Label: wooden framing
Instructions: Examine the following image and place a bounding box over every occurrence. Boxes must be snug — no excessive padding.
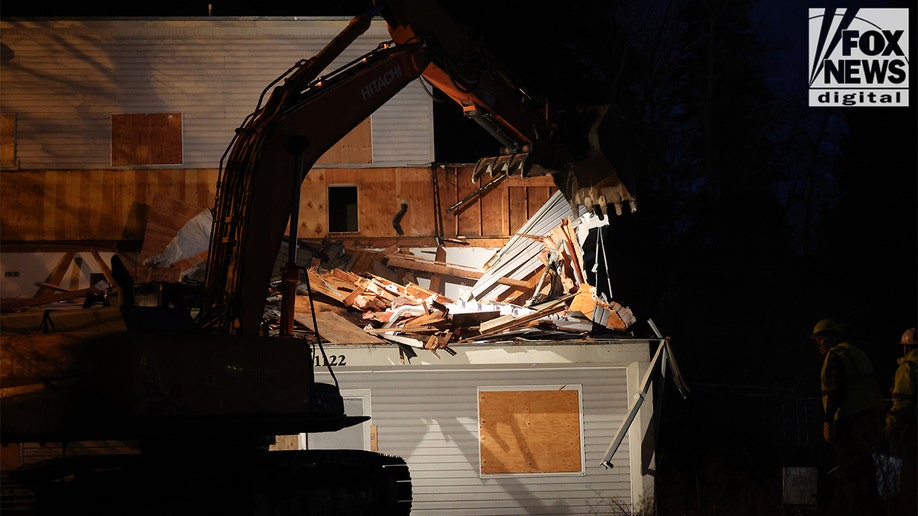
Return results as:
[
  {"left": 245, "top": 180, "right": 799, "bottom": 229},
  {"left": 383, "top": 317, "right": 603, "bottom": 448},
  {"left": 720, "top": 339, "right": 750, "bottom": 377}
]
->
[{"left": 0, "top": 166, "right": 556, "bottom": 246}]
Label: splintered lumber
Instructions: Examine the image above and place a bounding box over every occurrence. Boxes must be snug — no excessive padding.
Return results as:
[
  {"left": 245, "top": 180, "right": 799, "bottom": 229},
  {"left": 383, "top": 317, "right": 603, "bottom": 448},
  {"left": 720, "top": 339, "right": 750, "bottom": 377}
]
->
[
  {"left": 33, "top": 251, "right": 76, "bottom": 297},
  {"left": 402, "top": 310, "right": 448, "bottom": 328},
  {"left": 547, "top": 224, "right": 582, "bottom": 286},
  {"left": 294, "top": 311, "right": 384, "bottom": 344},
  {"left": 347, "top": 290, "right": 390, "bottom": 312},
  {"left": 471, "top": 190, "right": 580, "bottom": 302},
  {"left": 592, "top": 299, "right": 636, "bottom": 331},
  {"left": 428, "top": 246, "right": 447, "bottom": 294},
  {"left": 568, "top": 284, "right": 596, "bottom": 317},
  {"left": 384, "top": 252, "right": 484, "bottom": 281},
  {"left": 449, "top": 310, "right": 501, "bottom": 327},
  {"left": 377, "top": 332, "right": 426, "bottom": 348},
  {"left": 0, "top": 288, "right": 97, "bottom": 312},
  {"left": 304, "top": 267, "right": 455, "bottom": 314},
  {"left": 561, "top": 218, "right": 587, "bottom": 282},
  {"left": 345, "top": 248, "right": 383, "bottom": 273},
  {"left": 469, "top": 294, "right": 574, "bottom": 340},
  {"left": 425, "top": 331, "right": 453, "bottom": 350},
  {"left": 403, "top": 283, "right": 454, "bottom": 305},
  {"left": 364, "top": 324, "right": 443, "bottom": 334},
  {"left": 306, "top": 267, "right": 360, "bottom": 303}
]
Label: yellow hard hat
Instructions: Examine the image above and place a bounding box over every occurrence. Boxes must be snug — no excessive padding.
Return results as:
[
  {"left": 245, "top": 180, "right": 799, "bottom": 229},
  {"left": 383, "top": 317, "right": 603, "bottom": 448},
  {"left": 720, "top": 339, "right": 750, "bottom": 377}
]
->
[
  {"left": 901, "top": 327, "right": 917, "bottom": 346},
  {"left": 812, "top": 319, "right": 842, "bottom": 337}
]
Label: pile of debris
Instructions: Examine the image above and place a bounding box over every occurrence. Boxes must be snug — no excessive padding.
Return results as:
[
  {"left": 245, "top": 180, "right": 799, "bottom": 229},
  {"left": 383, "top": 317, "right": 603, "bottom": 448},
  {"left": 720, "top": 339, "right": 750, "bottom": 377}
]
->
[
  {"left": 285, "top": 195, "right": 638, "bottom": 354},
  {"left": 293, "top": 264, "right": 637, "bottom": 355}
]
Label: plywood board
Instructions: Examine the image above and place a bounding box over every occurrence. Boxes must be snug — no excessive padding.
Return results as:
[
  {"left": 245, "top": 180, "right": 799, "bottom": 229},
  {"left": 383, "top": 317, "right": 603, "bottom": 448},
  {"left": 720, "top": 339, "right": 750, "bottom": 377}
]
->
[
  {"left": 356, "top": 169, "right": 396, "bottom": 237},
  {"left": 294, "top": 311, "right": 383, "bottom": 344},
  {"left": 479, "top": 388, "right": 582, "bottom": 474},
  {"left": 396, "top": 168, "right": 435, "bottom": 237},
  {"left": 435, "top": 167, "right": 460, "bottom": 238},
  {"left": 480, "top": 178, "right": 508, "bottom": 236},
  {"left": 508, "top": 186, "right": 528, "bottom": 233},
  {"left": 111, "top": 113, "right": 183, "bottom": 166},
  {"left": 299, "top": 169, "right": 329, "bottom": 238},
  {"left": 316, "top": 118, "right": 372, "bottom": 165},
  {"left": 456, "top": 171, "right": 483, "bottom": 237},
  {"left": 1, "top": 113, "right": 16, "bottom": 168}
]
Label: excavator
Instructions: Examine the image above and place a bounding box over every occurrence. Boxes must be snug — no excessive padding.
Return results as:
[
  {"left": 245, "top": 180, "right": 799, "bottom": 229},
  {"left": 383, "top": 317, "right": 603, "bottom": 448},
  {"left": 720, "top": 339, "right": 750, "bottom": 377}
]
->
[{"left": 0, "top": 1, "right": 636, "bottom": 513}]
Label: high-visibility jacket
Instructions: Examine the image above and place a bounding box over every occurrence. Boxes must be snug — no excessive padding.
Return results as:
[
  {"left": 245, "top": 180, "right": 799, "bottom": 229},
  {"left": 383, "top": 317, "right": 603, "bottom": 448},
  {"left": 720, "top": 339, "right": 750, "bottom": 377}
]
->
[
  {"left": 821, "top": 342, "right": 882, "bottom": 421},
  {"left": 886, "top": 348, "right": 917, "bottom": 430}
]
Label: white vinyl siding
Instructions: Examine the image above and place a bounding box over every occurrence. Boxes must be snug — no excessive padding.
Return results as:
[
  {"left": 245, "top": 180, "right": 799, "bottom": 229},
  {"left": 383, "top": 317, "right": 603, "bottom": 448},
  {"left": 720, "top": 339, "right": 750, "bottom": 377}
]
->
[
  {"left": 0, "top": 18, "right": 433, "bottom": 170},
  {"left": 312, "top": 342, "right": 654, "bottom": 515}
]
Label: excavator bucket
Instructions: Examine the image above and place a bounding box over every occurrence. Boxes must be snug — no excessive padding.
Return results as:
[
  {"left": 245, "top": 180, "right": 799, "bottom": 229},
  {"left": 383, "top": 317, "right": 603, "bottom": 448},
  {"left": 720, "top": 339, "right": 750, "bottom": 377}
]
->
[
  {"left": 470, "top": 105, "right": 638, "bottom": 217},
  {"left": 380, "top": 0, "right": 637, "bottom": 218}
]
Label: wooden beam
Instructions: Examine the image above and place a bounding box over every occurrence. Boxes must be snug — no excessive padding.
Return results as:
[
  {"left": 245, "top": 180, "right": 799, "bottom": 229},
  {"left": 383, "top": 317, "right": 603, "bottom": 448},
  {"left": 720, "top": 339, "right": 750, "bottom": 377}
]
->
[
  {"left": 428, "top": 246, "right": 447, "bottom": 294},
  {"left": 384, "top": 254, "right": 483, "bottom": 280},
  {"left": 467, "top": 294, "right": 574, "bottom": 340},
  {"left": 34, "top": 251, "right": 75, "bottom": 298},
  {"left": 1, "top": 288, "right": 94, "bottom": 312}
]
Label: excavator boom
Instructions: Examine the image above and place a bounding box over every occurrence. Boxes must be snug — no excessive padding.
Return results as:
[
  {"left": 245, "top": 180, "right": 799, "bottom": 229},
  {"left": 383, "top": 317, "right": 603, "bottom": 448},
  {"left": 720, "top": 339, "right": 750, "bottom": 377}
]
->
[
  {"left": 202, "top": 10, "right": 430, "bottom": 334},
  {"left": 380, "top": 0, "right": 637, "bottom": 215},
  {"left": 203, "top": 0, "right": 637, "bottom": 335}
]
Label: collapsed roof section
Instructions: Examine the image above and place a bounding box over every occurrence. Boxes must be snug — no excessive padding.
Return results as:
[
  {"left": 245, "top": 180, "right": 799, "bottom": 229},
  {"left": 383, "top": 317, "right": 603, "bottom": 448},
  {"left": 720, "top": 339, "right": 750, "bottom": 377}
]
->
[{"left": 287, "top": 190, "right": 637, "bottom": 354}]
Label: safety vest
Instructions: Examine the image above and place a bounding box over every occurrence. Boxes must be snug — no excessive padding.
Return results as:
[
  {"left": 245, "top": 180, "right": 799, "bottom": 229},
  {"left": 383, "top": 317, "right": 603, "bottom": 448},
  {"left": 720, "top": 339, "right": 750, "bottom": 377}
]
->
[
  {"left": 886, "top": 348, "right": 917, "bottom": 429},
  {"left": 821, "top": 342, "right": 882, "bottom": 420}
]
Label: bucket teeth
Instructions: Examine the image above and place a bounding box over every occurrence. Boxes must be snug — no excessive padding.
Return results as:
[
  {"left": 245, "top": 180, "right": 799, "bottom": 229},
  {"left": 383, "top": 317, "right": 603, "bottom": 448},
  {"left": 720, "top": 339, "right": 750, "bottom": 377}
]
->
[
  {"left": 472, "top": 153, "right": 530, "bottom": 183},
  {"left": 471, "top": 156, "right": 496, "bottom": 183},
  {"left": 566, "top": 182, "right": 636, "bottom": 218}
]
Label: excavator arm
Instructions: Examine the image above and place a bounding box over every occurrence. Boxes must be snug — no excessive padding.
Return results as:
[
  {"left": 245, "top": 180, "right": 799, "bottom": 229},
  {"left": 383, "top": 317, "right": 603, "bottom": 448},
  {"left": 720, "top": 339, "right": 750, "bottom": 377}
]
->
[
  {"left": 202, "top": 9, "right": 430, "bottom": 334},
  {"left": 203, "top": 1, "right": 637, "bottom": 335},
  {"left": 379, "top": 0, "right": 638, "bottom": 217}
]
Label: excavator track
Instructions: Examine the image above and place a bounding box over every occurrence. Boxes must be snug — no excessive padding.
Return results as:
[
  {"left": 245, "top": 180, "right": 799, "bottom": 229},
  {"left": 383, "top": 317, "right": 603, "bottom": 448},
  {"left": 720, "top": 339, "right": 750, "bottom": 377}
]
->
[
  {"left": 0, "top": 470, "right": 38, "bottom": 513},
  {"left": 4, "top": 449, "right": 411, "bottom": 515}
]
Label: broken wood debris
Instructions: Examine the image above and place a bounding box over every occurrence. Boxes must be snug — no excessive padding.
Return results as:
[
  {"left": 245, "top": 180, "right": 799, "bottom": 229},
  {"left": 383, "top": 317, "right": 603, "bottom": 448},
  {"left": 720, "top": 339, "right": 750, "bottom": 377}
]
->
[
  {"left": 281, "top": 196, "right": 638, "bottom": 351},
  {"left": 294, "top": 216, "right": 637, "bottom": 351},
  {"left": 4, "top": 194, "right": 638, "bottom": 356}
]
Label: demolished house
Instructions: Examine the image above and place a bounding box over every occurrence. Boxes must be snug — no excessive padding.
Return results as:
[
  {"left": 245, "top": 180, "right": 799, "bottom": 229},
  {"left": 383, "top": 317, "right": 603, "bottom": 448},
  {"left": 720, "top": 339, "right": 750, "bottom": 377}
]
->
[
  {"left": 2, "top": 189, "right": 669, "bottom": 514},
  {"left": 3, "top": 186, "right": 674, "bottom": 513},
  {"left": 0, "top": 16, "right": 684, "bottom": 514},
  {"left": 280, "top": 191, "right": 637, "bottom": 351}
]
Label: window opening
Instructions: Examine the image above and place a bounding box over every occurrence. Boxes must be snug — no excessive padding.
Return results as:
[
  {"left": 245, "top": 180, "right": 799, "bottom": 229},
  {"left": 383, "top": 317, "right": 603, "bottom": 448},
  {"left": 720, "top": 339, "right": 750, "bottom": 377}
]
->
[{"left": 328, "top": 185, "right": 358, "bottom": 233}]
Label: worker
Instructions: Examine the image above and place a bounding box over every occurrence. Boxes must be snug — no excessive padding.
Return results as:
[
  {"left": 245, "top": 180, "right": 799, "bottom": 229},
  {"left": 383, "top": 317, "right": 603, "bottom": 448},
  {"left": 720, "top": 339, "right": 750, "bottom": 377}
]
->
[
  {"left": 882, "top": 327, "right": 916, "bottom": 515},
  {"left": 811, "top": 319, "right": 884, "bottom": 516}
]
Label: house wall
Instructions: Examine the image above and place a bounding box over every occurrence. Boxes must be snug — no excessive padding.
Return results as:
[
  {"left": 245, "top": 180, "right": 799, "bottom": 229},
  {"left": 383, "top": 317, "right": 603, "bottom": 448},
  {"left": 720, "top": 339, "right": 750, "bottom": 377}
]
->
[
  {"left": 0, "top": 17, "right": 432, "bottom": 170},
  {"left": 310, "top": 341, "right": 657, "bottom": 515},
  {"left": 0, "top": 17, "right": 559, "bottom": 299},
  {"left": 0, "top": 17, "right": 558, "bottom": 249},
  {"left": 0, "top": 167, "right": 557, "bottom": 299}
]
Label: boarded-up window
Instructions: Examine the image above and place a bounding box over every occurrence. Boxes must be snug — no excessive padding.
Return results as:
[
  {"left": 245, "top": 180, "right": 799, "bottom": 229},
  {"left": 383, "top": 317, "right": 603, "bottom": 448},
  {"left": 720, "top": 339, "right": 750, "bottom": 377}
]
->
[
  {"left": 317, "top": 118, "right": 372, "bottom": 165},
  {"left": 111, "top": 113, "right": 183, "bottom": 166},
  {"left": 478, "top": 385, "right": 584, "bottom": 476},
  {"left": 1, "top": 113, "right": 16, "bottom": 168}
]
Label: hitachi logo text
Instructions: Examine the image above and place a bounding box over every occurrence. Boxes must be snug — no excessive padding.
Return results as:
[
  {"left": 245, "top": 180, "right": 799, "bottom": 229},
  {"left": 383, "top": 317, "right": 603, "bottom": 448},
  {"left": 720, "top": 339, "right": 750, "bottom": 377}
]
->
[{"left": 362, "top": 65, "right": 403, "bottom": 101}]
